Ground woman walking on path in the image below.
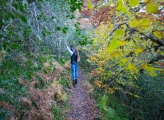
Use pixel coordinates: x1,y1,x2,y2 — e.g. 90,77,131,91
65,42,80,85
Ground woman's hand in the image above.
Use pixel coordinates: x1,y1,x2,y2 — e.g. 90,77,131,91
64,41,68,46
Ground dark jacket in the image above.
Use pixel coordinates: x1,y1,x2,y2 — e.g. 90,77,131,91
71,52,78,65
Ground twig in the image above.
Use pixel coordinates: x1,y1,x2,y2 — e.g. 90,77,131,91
3,19,13,31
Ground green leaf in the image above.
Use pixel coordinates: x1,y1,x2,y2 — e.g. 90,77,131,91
133,94,139,98
11,43,19,49
121,6,127,13
79,40,87,45
51,16,55,19
129,0,140,7
42,31,46,37
19,4,24,12
43,69,48,74
13,3,18,10
21,16,27,23
129,19,139,28
56,26,61,30
88,0,94,10
101,95,108,110
139,18,151,27
113,29,125,38
62,29,67,34
63,27,68,30
8,12,15,19
41,57,47,62
146,2,159,13
115,0,122,11
107,39,119,54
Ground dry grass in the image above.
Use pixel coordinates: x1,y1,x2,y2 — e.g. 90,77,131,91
63,61,71,71
3,61,71,120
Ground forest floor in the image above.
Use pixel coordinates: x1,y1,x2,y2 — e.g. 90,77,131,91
64,70,101,120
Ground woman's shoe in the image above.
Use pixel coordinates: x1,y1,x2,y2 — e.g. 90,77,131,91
75,79,77,84
73,80,76,85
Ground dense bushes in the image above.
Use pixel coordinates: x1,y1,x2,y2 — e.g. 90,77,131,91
0,0,84,119
81,0,164,119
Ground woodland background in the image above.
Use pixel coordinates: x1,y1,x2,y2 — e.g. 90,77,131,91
0,0,164,120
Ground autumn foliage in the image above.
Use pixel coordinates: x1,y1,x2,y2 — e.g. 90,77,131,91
81,0,164,119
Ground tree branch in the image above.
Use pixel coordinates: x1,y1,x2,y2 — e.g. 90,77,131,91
148,55,164,64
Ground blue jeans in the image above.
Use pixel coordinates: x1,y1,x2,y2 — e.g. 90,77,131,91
71,64,78,80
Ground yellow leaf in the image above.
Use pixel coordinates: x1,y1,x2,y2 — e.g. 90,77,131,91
139,18,151,27
98,67,104,73
115,0,122,11
109,11,113,14
127,64,134,70
110,52,119,58
108,87,117,94
134,48,144,55
153,30,163,39
113,29,125,38
110,24,113,28
146,2,159,13
129,19,140,28
129,0,140,7
119,40,126,46
142,64,162,76
116,11,119,15
126,63,139,74
127,11,132,16
144,0,149,2
120,58,128,64
88,0,94,10
94,80,102,87
120,58,128,66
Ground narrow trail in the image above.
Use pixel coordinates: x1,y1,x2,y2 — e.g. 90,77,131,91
64,70,100,120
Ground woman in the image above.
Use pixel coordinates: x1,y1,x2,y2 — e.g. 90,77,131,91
65,42,80,85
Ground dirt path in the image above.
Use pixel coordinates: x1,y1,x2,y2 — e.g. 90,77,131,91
64,70,100,120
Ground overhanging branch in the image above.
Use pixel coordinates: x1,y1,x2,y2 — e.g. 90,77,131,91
148,55,164,64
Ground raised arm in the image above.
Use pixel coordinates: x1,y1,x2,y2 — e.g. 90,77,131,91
65,41,73,55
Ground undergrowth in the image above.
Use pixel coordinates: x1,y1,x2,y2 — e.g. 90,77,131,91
0,58,72,119
92,89,129,120
51,99,70,120
87,71,164,120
